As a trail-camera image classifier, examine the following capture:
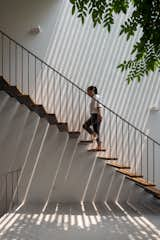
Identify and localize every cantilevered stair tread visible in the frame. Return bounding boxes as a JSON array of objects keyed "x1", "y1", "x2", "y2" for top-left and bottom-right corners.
[
  {"x1": 46, "y1": 114, "x2": 58, "y2": 124},
  {"x1": 69, "y1": 131, "x2": 81, "y2": 138},
  {"x1": 127, "y1": 177, "x2": 155, "y2": 187},
  {"x1": 29, "y1": 104, "x2": 47, "y2": 117},
  {"x1": 79, "y1": 140, "x2": 93, "y2": 144},
  {"x1": 0, "y1": 77, "x2": 10, "y2": 91},
  {"x1": 57, "y1": 122, "x2": 68, "y2": 132},
  {"x1": 117, "y1": 169, "x2": 142, "y2": 177},
  {"x1": 88, "y1": 148, "x2": 106, "y2": 152},
  {"x1": 107, "y1": 162, "x2": 130, "y2": 169},
  {"x1": 97, "y1": 155, "x2": 118, "y2": 160},
  {"x1": 17, "y1": 95, "x2": 34, "y2": 105},
  {"x1": 145, "y1": 186, "x2": 160, "y2": 198}
]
